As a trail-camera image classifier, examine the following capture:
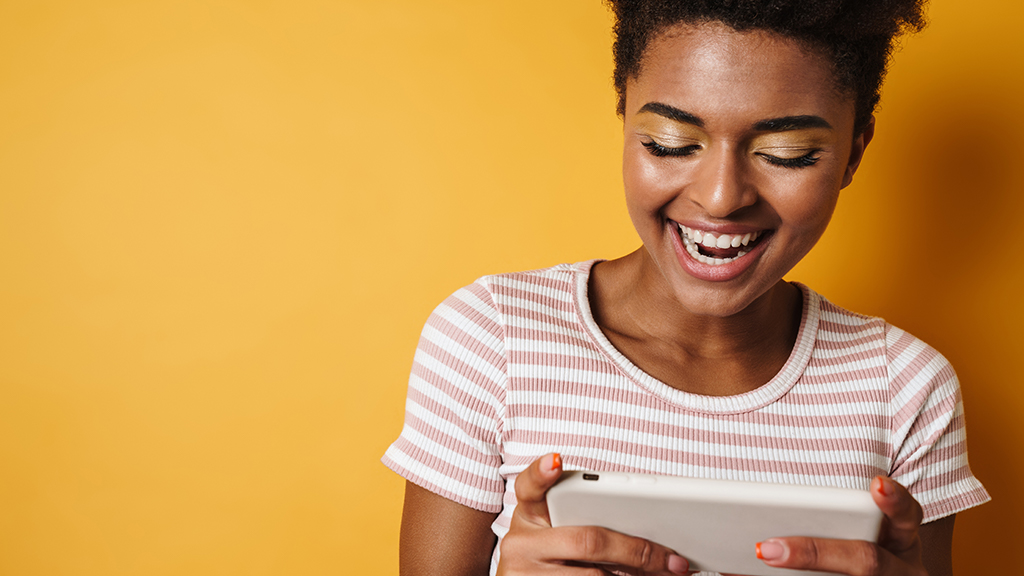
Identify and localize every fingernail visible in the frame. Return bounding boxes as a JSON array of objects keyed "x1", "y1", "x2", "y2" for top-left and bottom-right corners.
[
  {"x1": 756, "y1": 541, "x2": 784, "y2": 561},
  {"x1": 667, "y1": 553, "x2": 688, "y2": 574},
  {"x1": 875, "y1": 476, "x2": 891, "y2": 497},
  {"x1": 549, "y1": 453, "x2": 562, "y2": 472}
]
